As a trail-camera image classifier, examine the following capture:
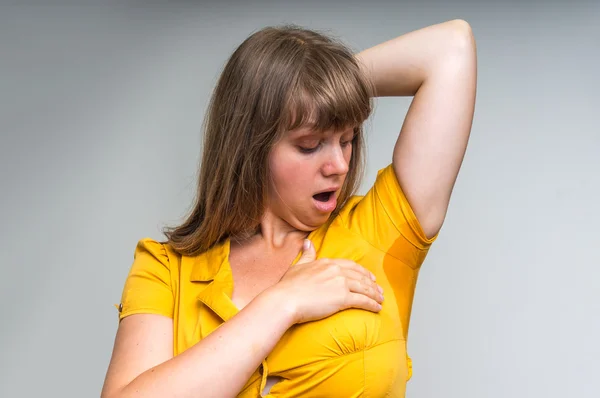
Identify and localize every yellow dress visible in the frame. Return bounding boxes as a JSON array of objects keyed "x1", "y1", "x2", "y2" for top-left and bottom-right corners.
[{"x1": 118, "y1": 164, "x2": 437, "y2": 397}]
